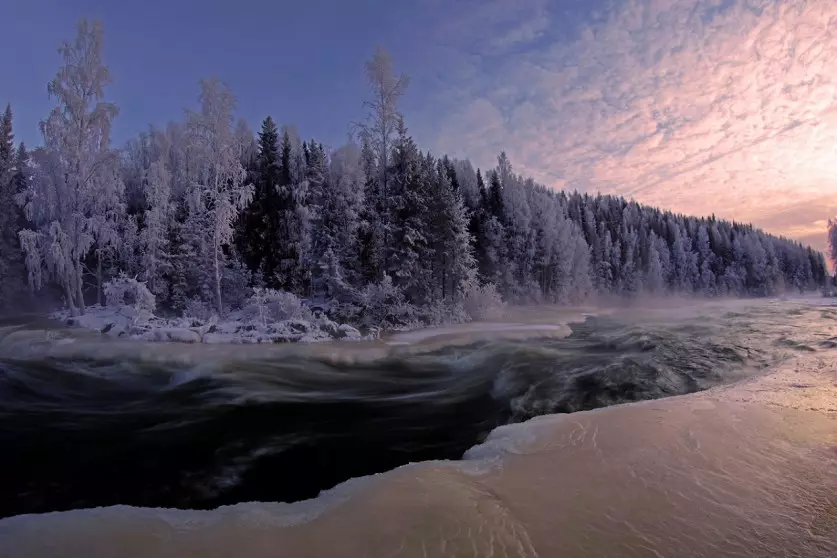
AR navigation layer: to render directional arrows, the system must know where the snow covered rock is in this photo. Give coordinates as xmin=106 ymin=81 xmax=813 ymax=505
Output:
xmin=139 ymin=328 xmax=201 ymax=344
xmin=54 ymin=303 xmax=371 ymax=346
xmin=336 ymin=324 xmax=362 ymax=340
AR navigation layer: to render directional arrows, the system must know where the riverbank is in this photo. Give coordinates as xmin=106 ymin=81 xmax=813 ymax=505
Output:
xmin=2 ymin=299 xmax=836 ymax=557
xmin=3 ymin=355 xmax=836 ymax=557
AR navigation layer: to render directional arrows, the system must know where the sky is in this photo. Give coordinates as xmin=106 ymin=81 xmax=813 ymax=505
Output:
xmin=2 ymin=0 xmax=835 ymax=255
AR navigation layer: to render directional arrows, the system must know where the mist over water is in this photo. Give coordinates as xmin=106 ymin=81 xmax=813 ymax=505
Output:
xmin=0 ymin=299 xmax=833 ymax=520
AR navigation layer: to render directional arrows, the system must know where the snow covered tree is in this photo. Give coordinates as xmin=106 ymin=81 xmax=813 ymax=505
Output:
xmin=695 ymin=224 xmax=716 ymax=294
xmin=317 ymin=141 xmax=365 ymax=298
xmin=827 ymin=219 xmax=837 ymax=276
xmin=305 ymin=139 xmax=329 ymax=296
xmin=355 ymin=48 xmax=409 ymax=274
xmin=646 ymin=232 xmax=666 ymax=293
xmin=6 ymin=33 xmax=828 ymax=323
xmin=386 ymin=118 xmax=432 ymax=303
xmin=269 ymin=126 xmax=311 ymax=293
xmin=355 ymin=47 xmax=409 ymax=198
xmin=0 ymin=105 xmax=12 ymax=164
xmin=237 ymin=116 xmax=281 ymax=282
xmin=428 ymin=156 xmax=477 ymax=302
xmin=184 ymin=78 xmax=252 ymax=314
xmin=138 ymin=151 xmax=173 ymax=296
xmin=18 ymin=19 xmax=123 ymax=315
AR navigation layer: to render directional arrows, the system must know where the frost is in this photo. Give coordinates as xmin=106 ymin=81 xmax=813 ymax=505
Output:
xmin=183 ymin=298 xmax=215 ymax=322
xmin=57 ymin=298 xmax=367 ymax=346
xmin=243 ymin=289 xmax=312 ymax=326
xmin=103 ymin=274 xmax=156 ymax=313
xmin=2 ymin=23 xmax=831 ymax=328
xmin=463 ymin=282 xmax=506 ymax=321
xmin=356 ymin=275 xmax=415 ymax=328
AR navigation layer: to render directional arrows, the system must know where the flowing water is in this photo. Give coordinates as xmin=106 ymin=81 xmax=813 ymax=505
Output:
xmin=2 ymin=297 xmax=837 ymax=557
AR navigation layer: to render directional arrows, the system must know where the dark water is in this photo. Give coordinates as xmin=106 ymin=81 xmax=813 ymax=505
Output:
xmin=0 ymin=307 xmax=805 ymax=519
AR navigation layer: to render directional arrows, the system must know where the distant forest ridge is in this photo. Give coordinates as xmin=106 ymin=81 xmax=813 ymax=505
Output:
xmin=0 ymin=20 xmax=829 ymax=323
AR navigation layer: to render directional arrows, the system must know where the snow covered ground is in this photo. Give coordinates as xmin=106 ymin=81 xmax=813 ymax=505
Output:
xmin=52 ymin=305 xmax=367 ymax=345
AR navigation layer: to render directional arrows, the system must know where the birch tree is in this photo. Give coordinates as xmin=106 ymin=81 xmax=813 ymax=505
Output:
xmin=18 ymin=19 xmax=122 ymax=315
xmin=139 ymin=153 xmax=173 ymax=296
xmin=185 ymin=78 xmax=252 ymax=314
xmin=355 ymin=48 xmax=409 ymax=273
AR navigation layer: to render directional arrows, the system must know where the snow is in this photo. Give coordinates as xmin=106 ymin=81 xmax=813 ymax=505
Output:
xmin=4 ymin=352 xmax=836 ymax=557
xmin=336 ymin=324 xmax=362 ymax=340
xmin=53 ymin=305 xmax=375 ymax=345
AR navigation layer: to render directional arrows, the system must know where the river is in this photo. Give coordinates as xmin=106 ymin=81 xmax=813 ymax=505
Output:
xmin=1 ymin=297 xmax=836 ymax=557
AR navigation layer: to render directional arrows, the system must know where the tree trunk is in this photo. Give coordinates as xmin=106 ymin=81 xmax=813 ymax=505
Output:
xmin=75 ymin=260 xmax=86 ymax=315
xmin=441 ymin=255 xmax=447 ymax=300
xmin=64 ymin=280 xmax=78 ymax=317
xmin=213 ymin=235 xmax=223 ymax=316
xmin=96 ymin=250 xmax=103 ymax=306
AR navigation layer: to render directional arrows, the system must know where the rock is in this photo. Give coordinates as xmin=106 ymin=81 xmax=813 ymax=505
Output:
xmin=143 ymin=328 xmax=201 ymax=344
xmin=318 ymin=320 xmax=339 ymax=336
xmin=129 ymin=325 xmax=151 ymax=336
xmin=336 ymin=324 xmax=362 ymax=340
xmin=101 ymin=323 xmax=114 ymax=334
xmin=284 ymin=320 xmax=311 ymax=334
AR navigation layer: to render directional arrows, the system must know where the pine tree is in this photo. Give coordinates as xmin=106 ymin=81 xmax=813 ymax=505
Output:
xmin=646 ymin=231 xmax=666 ymax=293
xmin=695 ymin=225 xmax=716 ymax=294
xmin=429 ymin=157 xmax=476 ymax=302
xmin=306 ymin=140 xmax=331 ymax=297
xmin=386 ymin=118 xmax=432 ymax=304
xmin=238 ymin=116 xmax=281 ymax=283
xmin=272 ymin=126 xmax=311 ymax=293
xmin=358 ymin=136 xmax=384 ymax=283
xmin=0 ymin=105 xmax=12 ymax=164
xmin=0 ymin=105 xmax=28 ymax=311
xmin=487 ymin=170 xmax=505 ymax=223
xmin=317 ymin=141 xmax=365 ymax=299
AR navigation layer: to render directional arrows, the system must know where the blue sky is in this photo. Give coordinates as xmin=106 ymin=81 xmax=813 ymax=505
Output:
xmin=2 ymin=0 xmax=835 ymax=253
xmin=3 ymin=0 xmax=433 ymax=148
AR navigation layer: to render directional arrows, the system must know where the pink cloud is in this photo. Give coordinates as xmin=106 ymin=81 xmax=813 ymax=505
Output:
xmin=429 ymin=0 xmax=837 ymax=254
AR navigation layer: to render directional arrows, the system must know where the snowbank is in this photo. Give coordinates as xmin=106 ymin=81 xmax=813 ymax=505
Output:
xmin=53 ymin=305 xmax=371 ymax=345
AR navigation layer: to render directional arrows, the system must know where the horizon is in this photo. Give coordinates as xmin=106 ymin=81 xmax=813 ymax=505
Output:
xmin=3 ymin=0 xmax=836 ymax=256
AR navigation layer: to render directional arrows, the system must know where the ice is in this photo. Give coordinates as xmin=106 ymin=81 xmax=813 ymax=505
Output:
xmin=3 ymin=354 xmax=837 ymax=557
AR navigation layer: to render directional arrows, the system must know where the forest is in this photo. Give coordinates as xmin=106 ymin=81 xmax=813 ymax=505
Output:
xmin=0 ymin=19 xmax=830 ymax=328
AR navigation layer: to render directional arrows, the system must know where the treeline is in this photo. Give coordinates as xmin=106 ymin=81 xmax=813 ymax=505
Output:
xmin=0 ymin=20 xmax=829 ymax=320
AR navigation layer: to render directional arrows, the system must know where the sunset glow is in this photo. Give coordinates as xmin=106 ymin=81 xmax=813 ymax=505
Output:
xmin=428 ymin=0 xmax=837 ymax=253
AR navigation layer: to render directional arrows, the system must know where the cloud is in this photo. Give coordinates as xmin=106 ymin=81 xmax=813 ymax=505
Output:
xmin=423 ymin=0 xmax=837 ymax=254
